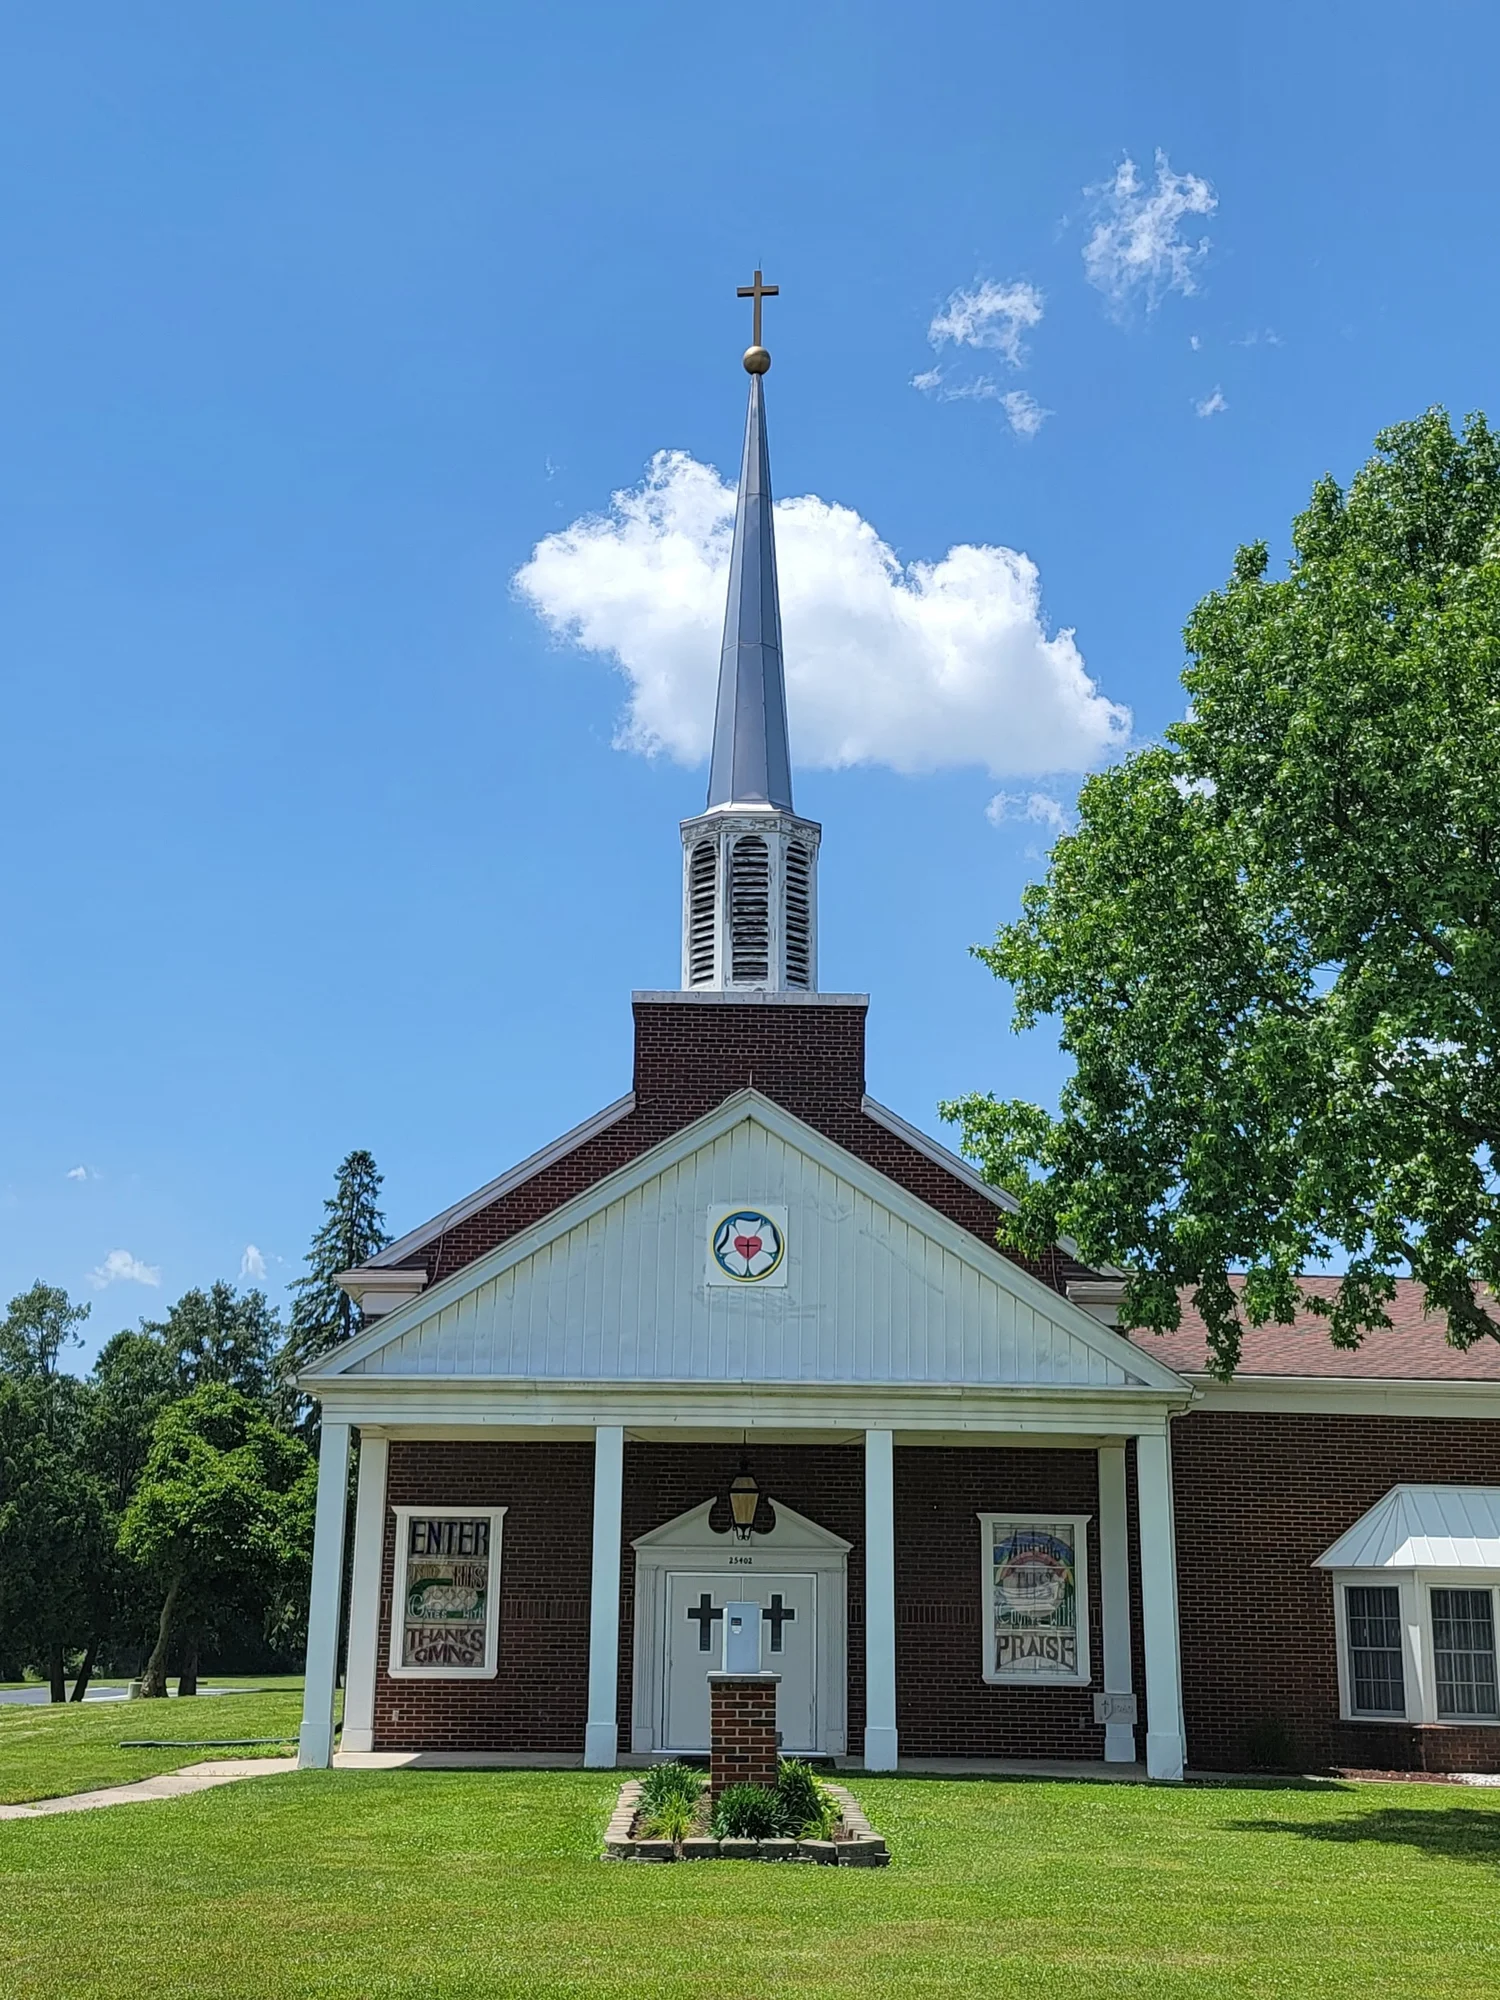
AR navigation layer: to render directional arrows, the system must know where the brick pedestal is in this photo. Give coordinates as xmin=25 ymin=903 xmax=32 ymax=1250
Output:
xmin=708 ymin=1672 xmax=780 ymax=1796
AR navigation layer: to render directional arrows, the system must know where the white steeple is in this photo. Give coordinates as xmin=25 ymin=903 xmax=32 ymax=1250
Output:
xmin=680 ymin=274 xmax=821 ymax=993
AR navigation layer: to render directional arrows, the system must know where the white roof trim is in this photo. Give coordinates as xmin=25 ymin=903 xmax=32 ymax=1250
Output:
xmin=303 ymin=1088 xmax=1188 ymax=1394
xmin=1315 ymin=1485 xmax=1500 ymax=1570
xmin=362 ymin=1094 xmax=636 ymax=1270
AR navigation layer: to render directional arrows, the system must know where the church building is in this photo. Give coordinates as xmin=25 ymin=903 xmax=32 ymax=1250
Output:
xmin=297 ymin=287 xmax=1500 ymax=1782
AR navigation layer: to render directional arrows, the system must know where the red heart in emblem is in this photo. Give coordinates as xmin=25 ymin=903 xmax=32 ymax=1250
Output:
xmin=734 ymin=1235 xmax=762 ymax=1262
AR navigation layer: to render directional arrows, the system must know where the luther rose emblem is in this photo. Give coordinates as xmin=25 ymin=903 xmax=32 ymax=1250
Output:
xmin=708 ymin=1207 xmax=786 ymax=1284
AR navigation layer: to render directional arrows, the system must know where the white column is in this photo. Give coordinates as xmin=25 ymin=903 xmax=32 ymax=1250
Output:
xmin=1097 ymin=1444 xmax=1136 ymax=1763
xmin=298 ymin=1419 xmax=352 ymax=1770
xmin=339 ymin=1431 xmax=389 ymax=1756
xmin=1136 ymin=1429 xmax=1185 ymax=1781
xmin=864 ymin=1427 xmax=898 ymax=1770
xmin=585 ymin=1424 xmax=625 ymax=1767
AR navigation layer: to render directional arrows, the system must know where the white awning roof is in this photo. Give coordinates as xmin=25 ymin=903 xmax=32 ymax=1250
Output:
xmin=1315 ymin=1486 xmax=1500 ymax=1571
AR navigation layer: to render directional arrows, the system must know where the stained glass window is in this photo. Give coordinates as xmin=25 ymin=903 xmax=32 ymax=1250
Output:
xmin=981 ymin=1515 xmax=1089 ymax=1683
xmin=389 ymin=1507 xmax=505 ymax=1676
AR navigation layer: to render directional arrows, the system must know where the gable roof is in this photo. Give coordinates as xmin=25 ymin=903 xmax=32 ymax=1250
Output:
xmin=307 ymin=1091 xmax=1183 ymax=1396
xmin=1315 ymin=1486 xmax=1500 ymax=1570
xmin=352 ymin=1083 xmax=1097 ymax=1303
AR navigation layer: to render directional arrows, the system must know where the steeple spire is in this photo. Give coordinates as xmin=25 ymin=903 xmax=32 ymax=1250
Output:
xmin=706 ymin=367 xmax=794 ymax=812
xmin=678 ymin=274 xmax=822 ymax=994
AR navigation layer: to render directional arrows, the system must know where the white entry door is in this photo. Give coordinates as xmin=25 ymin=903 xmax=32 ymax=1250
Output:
xmin=662 ymin=1571 xmax=818 ymax=1754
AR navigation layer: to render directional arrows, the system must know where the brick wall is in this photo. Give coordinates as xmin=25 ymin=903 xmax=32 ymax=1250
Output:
xmin=895 ymin=1445 xmax=1129 ymax=1760
xmin=372 ymin=1441 xmax=593 ymax=1752
xmin=1172 ymin=1410 xmax=1500 ymax=1772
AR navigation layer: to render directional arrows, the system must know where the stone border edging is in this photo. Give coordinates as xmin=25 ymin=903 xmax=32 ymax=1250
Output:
xmin=602 ymin=1778 xmax=888 ymax=1866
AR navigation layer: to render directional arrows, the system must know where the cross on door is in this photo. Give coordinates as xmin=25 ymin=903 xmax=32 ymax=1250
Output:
xmin=762 ymin=1593 xmax=796 ymax=1653
xmin=686 ymin=1592 xmax=724 ymax=1653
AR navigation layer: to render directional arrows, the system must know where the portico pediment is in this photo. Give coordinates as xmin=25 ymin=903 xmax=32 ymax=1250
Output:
xmin=305 ymin=1092 xmax=1183 ymax=1396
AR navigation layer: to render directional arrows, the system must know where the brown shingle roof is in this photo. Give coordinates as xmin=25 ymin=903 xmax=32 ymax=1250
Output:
xmin=1127 ymin=1276 xmax=1500 ymax=1380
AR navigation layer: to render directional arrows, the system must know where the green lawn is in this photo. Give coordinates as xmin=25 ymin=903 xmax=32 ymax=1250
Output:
xmin=2 ymin=1768 xmax=1498 ymax=1998
xmin=0 ymin=1678 xmax=326 ymax=1804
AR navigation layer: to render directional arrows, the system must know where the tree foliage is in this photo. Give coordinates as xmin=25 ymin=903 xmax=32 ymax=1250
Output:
xmin=139 ymin=1282 xmax=283 ymax=1404
xmin=118 ymin=1384 xmax=316 ymax=1696
xmin=280 ymin=1150 xmax=390 ymax=1390
xmin=0 ymin=1283 xmax=90 ymax=1383
xmin=944 ymin=410 xmax=1500 ymax=1378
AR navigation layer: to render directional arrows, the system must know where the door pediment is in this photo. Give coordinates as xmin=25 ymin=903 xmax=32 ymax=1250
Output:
xmin=632 ymin=1495 xmax=852 ymax=1560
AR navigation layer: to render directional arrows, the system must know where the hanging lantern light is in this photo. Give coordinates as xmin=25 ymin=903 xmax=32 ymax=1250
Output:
xmin=728 ymin=1462 xmax=760 ymax=1542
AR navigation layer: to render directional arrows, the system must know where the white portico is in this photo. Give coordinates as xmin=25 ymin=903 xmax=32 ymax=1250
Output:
xmin=297 ymin=1088 xmax=1194 ymax=1781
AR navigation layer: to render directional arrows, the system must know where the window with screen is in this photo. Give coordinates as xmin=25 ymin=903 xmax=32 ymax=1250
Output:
xmin=1432 ymin=1588 xmax=1499 ymax=1721
xmin=1345 ymin=1585 xmax=1405 ymax=1717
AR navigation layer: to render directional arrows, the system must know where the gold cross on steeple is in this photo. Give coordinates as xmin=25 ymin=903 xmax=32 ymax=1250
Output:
xmin=737 ymin=269 xmax=779 ymax=349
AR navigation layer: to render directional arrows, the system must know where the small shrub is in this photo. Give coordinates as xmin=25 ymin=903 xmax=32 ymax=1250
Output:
xmin=775 ymin=1758 xmax=839 ymax=1839
xmin=638 ymin=1761 xmax=704 ymax=1817
xmin=710 ymin=1783 xmax=783 ymax=1840
xmin=641 ymin=1796 xmax=697 ymax=1843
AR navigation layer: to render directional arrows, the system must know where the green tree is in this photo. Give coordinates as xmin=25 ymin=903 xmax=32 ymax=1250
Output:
xmin=118 ymin=1384 xmax=316 ymax=1697
xmin=280 ymin=1150 xmax=390 ymax=1398
xmin=0 ymin=1282 xmax=90 ymax=1383
xmin=140 ymin=1282 xmax=283 ymax=1404
xmin=944 ymin=409 xmax=1500 ymax=1379
xmin=0 ymin=1376 xmax=110 ymax=1700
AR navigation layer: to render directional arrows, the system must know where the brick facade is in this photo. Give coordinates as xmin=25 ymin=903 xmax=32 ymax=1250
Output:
xmin=373 ymin=1441 xmax=594 ymax=1753
xmin=366 ymin=1420 xmax=1500 ymax=1770
xmin=1172 ymin=1410 xmax=1500 ymax=1772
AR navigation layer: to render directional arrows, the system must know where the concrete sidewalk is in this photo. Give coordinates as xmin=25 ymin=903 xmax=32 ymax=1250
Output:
xmin=0 ymin=1757 xmax=297 ymax=1820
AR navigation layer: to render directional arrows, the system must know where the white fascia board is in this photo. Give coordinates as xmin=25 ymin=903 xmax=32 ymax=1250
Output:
xmin=632 ymin=989 xmax=868 ymax=1008
xmin=358 ymin=1094 xmax=636 ymax=1271
xmin=305 ymin=1087 xmax=1191 ymax=1393
xmin=860 ymin=1095 xmax=1124 ymax=1281
xmin=1181 ymin=1374 xmax=1500 ymax=1418
xmin=308 ymin=1376 xmax=1186 ymax=1436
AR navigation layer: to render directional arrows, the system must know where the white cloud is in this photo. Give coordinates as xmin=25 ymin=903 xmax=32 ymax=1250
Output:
xmin=90 ymin=1248 xmax=161 ymax=1289
xmin=1189 ymin=334 xmax=1201 ymax=351
xmin=1083 ymin=151 xmax=1216 ymax=314
xmin=1195 ymin=387 xmax=1229 ymax=418
xmin=515 ymin=453 xmax=1129 ymax=779
xmin=987 ymin=790 xmax=1074 ymax=834
xmin=65 ymin=1165 xmax=90 ymax=1181
xmin=1233 ymin=327 xmax=1282 ymax=347
xmin=240 ymin=1244 xmax=267 ymax=1281
xmin=926 ymin=279 xmax=1045 ymax=369
xmin=910 ymin=367 xmax=944 ymax=393
xmin=1000 ymin=390 xmax=1051 ymax=440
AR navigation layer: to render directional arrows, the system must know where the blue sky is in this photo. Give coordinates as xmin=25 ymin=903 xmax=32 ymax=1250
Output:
xmin=4 ymin=1 xmax=1495 ymax=1364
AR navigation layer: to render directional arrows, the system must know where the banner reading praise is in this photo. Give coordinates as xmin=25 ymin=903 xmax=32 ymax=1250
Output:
xmin=986 ymin=1517 xmax=1083 ymax=1681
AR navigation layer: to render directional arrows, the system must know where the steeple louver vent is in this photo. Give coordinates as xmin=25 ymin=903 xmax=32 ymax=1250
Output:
xmin=687 ymin=840 xmax=718 ymax=987
xmin=729 ymin=836 xmax=771 ymax=983
xmin=785 ymin=841 xmax=812 ymax=988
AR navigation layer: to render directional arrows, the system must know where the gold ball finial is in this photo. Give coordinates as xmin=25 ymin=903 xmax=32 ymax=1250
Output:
xmin=743 ymin=345 xmax=771 ymax=375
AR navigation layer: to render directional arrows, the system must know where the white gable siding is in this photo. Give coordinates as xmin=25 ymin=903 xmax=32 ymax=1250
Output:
xmin=350 ymin=1121 xmax=1143 ymax=1388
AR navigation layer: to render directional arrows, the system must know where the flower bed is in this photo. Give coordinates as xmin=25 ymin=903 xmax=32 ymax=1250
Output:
xmin=602 ymin=1759 xmax=888 ymax=1865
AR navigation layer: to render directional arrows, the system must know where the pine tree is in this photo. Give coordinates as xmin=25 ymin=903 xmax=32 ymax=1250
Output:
xmin=280 ymin=1151 xmax=390 ymax=1401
